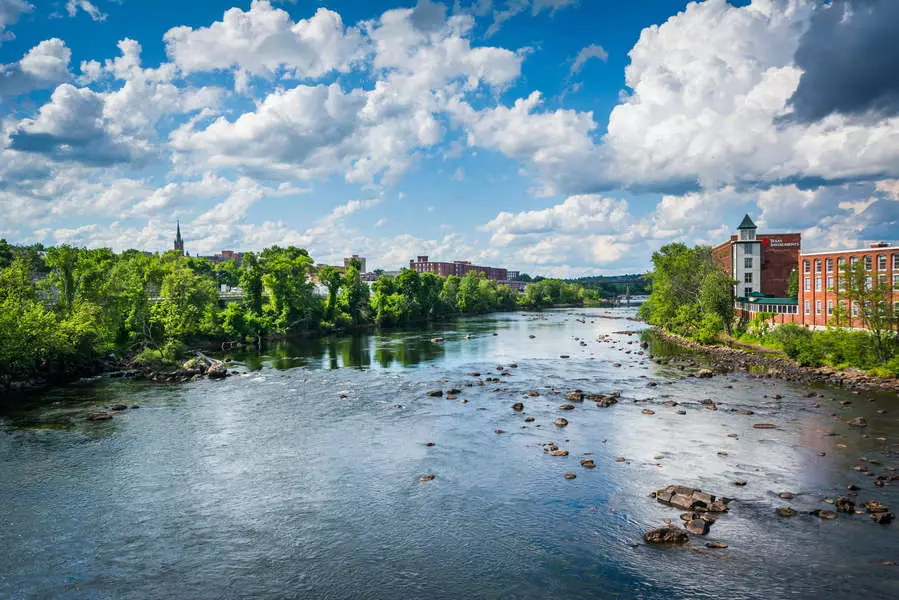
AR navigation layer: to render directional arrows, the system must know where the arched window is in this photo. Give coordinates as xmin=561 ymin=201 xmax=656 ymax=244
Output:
xmin=864 ymin=255 xmax=872 ymax=270
xmin=877 ymin=254 xmax=887 ymax=270
xmin=803 ymin=259 xmax=810 ymax=274
xmin=814 ymin=259 xmax=822 ymax=273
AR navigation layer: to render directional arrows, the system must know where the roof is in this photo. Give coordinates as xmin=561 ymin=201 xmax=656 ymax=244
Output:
xmin=737 ymin=296 xmax=798 ymax=305
xmin=737 ymin=214 xmax=756 ymax=230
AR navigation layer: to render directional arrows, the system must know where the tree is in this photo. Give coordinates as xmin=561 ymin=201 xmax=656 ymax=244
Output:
xmin=214 ymin=260 xmax=241 ymax=290
xmin=787 ymin=269 xmax=799 ymax=300
xmin=318 ymin=265 xmax=343 ymax=320
xmin=339 ymin=261 xmax=369 ymax=325
xmin=240 ymin=252 xmax=264 ymax=316
xmin=45 ymin=245 xmax=78 ymax=312
xmin=839 ymin=260 xmax=897 ymax=363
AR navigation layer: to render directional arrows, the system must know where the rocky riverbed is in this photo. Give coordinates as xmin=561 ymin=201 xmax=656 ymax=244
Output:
xmin=1 ymin=308 xmax=897 ymax=600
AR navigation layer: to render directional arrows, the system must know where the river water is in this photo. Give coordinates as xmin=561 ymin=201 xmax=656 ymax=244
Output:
xmin=1 ymin=308 xmax=897 ymax=600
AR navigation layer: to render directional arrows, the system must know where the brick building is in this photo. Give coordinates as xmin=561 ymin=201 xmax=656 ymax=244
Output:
xmin=712 ymin=215 xmax=801 ymax=298
xmin=795 ymin=244 xmax=899 ymax=328
xmin=409 ymin=256 xmax=508 ymax=281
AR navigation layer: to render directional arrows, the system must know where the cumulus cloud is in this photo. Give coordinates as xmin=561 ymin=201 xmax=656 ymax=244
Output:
xmin=788 ymin=0 xmax=899 ymax=122
xmin=0 ymin=0 xmax=31 ymax=43
xmin=0 ymin=38 xmax=70 ymax=99
xmin=173 ymin=5 xmax=522 ymax=185
xmin=9 ymin=84 xmax=152 ymax=166
xmin=570 ymin=43 xmax=607 ymax=75
xmin=163 ymin=1 xmax=367 ymax=82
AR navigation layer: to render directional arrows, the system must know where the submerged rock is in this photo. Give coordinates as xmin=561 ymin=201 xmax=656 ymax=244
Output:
xmin=564 ymin=473 xmax=577 ymax=480
xmin=848 ymin=416 xmax=868 ymax=428
xmin=87 ymin=412 xmax=113 ymax=422
xmin=559 ymin=403 xmax=575 ymax=410
xmin=419 ymin=474 xmax=436 ymax=482
xmin=776 ymin=507 xmax=798 ymax=517
xmin=752 ymin=423 xmax=777 ymax=429
xmin=870 ymin=512 xmax=894 ymax=525
xmin=425 ymin=390 xmax=443 ymax=397
xmin=835 ymin=497 xmax=855 ymax=513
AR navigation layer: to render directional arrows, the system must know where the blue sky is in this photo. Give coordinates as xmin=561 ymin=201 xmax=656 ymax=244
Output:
xmin=1 ymin=0 xmax=897 ymax=276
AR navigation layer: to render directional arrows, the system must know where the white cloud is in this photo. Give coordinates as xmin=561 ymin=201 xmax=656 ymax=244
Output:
xmin=66 ymin=0 xmax=106 ymax=22
xmin=0 ymin=38 xmax=70 ymax=99
xmin=172 ymin=4 xmax=522 ymax=185
xmin=487 ymin=0 xmax=578 ymax=37
xmin=570 ymin=43 xmax=607 ymax=74
xmin=163 ymin=1 xmax=367 ymax=81
xmin=601 ymin=0 xmax=899 ymax=190
xmin=0 ymin=0 xmax=31 ymax=43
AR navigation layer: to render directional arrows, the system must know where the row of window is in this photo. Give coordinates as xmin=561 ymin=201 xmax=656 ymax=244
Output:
xmin=804 ymin=300 xmax=899 ymax=317
xmin=739 ymin=302 xmax=797 ymax=314
xmin=803 ymin=273 xmax=899 ymax=292
xmin=803 ymin=253 xmax=899 ymax=274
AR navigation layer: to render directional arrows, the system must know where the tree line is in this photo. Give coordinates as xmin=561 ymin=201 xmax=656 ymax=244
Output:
xmin=0 ymin=240 xmax=600 ymax=385
xmin=639 ymin=242 xmax=898 ymax=376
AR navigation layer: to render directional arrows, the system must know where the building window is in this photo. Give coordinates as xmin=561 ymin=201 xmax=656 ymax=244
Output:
xmin=878 ymin=254 xmax=887 ymax=270
xmin=827 ymin=300 xmax=834 ymax=315
xmin=805 ymin=300 xmax=810 ymax=315
xmin=878 ymin=274 xmax=887 ymax=288
xmin=864 ymin=255 xmax=872 ymax=270
xmin=803 ymin=259 xmax=810 ymax=274
xmin=815 ymin=277 xmax=822 ymax=291
xmin=814 ymin=259 xmax=822 ymax=273
xmin=741 ymin=229 xmax=755 ymax=241
xmin=815 ymin=300 xmax=822 ymax=315
xmin=744 ymin=272 xmax=753 ymax=283
xmin=894 ymin=273 xmax=899 ymax=289
xmin=826 ymin=276 xmax=834 ymax=290
xmin=838 ymin=256 xmax=846 ymax=268
xmin=803 ymin=277 xmax=810 ymax=292
xmin=852 ymin=302 xmax=859 ymax=317
xmin=744 ymin=257 xmax=752 ymax=269
xmin=893 ymin=254 xmax=899 ymax=270
xmin=744 ymin=287 xmax=752 ymax=297
xmin=865 ymin=276 xmax=873 ymax=290
xmin=850 ymin=256 xmax=858 ymax=267
xmin=825 ymin=257 xmax=833 ymax=272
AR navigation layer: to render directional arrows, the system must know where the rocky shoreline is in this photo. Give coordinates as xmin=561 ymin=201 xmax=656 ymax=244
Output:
xmin=652 ymin=329 xmax=899 ymax=395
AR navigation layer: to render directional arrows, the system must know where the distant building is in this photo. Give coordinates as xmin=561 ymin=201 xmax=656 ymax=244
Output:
xmin=712 ymin=214 xmax=800 ymax=298
xmin=344 ymin=254 xmax=366 ymax=272
xmin=206 ymin=250 xmax=244 ymax=265
xmin=409 ymin=255 xmax=509 ymax=281
xmin=173 ymin=220 xmax=184 ymax=255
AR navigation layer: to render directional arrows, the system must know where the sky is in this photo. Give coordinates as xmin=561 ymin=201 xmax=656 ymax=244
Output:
xmin=1 ymin=0 xmax=898 ymax=276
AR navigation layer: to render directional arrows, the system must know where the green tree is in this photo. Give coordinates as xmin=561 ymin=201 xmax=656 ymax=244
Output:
xmin=240 ymin=252 xmax=265 ymax=316
xmin=45 ymin=245 xmax=78 ymax=312
xmin=214 ymin=260 xmax=242 ymax=290
xmin=787 ymin=268 xmax=799 ymax=300
xmin=318 ymin=265 xmax=343 ymax=320
xmin=339 ymin=261 xmax=369 ymax=325
xmin=839 ymin=260 xmax=898 ymax=363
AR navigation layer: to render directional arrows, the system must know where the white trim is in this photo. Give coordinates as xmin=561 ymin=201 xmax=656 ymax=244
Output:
xmin=800 ymin=247 xmax=894 ymax=257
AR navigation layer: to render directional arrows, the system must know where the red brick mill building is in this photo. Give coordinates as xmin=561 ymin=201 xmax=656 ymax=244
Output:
xmin=713 ymin=215 xmax=899 ymax=330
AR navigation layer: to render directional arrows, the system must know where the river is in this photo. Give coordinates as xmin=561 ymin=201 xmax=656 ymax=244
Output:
xmin=1 ymin=308 xmax=897 ymax=599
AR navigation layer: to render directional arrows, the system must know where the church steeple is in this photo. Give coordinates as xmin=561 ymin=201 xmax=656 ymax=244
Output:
xmin=174 ymin=220 xmax=184 ymax=255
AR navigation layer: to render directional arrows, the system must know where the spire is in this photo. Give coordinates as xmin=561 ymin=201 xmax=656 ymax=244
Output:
xmin=737 ymin=214 xmax=757 ymax=230
xmin=174 ymin=220 xmax=185 ymax=255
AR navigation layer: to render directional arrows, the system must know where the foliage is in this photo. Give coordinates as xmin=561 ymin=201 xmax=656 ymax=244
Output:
xmin=0 ymin=241 xmax=602 ymax=386
xmin=639 ymin=243 xmax=735 ymax=340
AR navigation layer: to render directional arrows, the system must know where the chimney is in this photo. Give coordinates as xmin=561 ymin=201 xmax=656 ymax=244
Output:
xmin=870 ymin=242 xmax=890 ymax=248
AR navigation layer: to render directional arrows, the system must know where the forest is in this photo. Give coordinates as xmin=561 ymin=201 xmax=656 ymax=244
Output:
xmin=0 ymin=240 xmax=598 ymax=386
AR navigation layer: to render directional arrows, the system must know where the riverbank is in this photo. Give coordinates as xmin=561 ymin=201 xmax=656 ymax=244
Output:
xmin=651 ymin=329 xmax=899 ymax=394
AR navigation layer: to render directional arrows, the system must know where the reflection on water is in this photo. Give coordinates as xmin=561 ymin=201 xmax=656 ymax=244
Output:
xmin=1 ymin=308 xmax=898 ymax=600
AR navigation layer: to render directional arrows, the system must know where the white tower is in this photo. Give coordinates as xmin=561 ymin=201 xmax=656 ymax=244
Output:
xmin=732 ymin=214 xmax=761 ymax=298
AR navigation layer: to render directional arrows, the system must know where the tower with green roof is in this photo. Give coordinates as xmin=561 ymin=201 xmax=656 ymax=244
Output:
xmin=732 ymin=214 xmax=760 ymax=299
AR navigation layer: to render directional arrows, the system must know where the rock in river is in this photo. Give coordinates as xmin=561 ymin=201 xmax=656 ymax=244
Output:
xmin=206 ymin=360 xmax=229 ymax=379
xmin=870 ymin=512 xmax=894 ymax=525
xmin=512 ymin=402 xmax=524 ymax=411
xmin=752 ymin=423 xmax=777 ymax=429
xmin=559 ymin=404 xmax=576 ymax=410
xmin=554 ymin=418 xmax=569 ymax=427
xmin=642 ymin=409 xmax=655 ymax=415
xmin=87 ymin=412 xmax=113 ymax=421
xmin=425 ymin=390 xmax=443 ymax=397
xmin=565 ymin=391 xmax=585 ymax=402
xmin=644 ymin=527 xmax=689 ymax=545
xmin=776 ymin=507 xmax=797 ymax=517
xmin=848 ymin=416 xmax=868 ymax=428
xmin=835 ymin=497 xmax=855 ymax=513
xmin=580 ymin=459 xmax=596 ymax=469
xmin=419 ymin=474 xmax=436 ymax=482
